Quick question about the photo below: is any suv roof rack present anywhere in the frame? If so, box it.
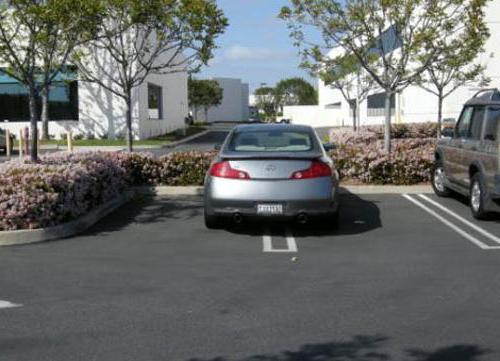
[472,88,500,101]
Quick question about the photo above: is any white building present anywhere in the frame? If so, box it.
[0,52,188,140]
[194,77,249,122]
[284,0,500,128]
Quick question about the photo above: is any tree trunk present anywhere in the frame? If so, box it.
[356,72,361,131]
[28,86,39,162]
[193,106,198,122]
[41,83,50,140]
[437,91,443,139]
[125,89,133,152]
[204,107,209,123]
[352,101,357,131]
[356,102,361,131]
[384,91,392,153]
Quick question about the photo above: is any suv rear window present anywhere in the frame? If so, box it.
[457,106,473,138]
[228,130,313,152]
[469,107,485,140]
[484,107,500,141]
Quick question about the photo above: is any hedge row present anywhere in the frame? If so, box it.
[0,151,215,231]
[329,123,436,184]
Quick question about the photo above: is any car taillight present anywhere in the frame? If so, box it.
[290,160,332,179]
[210,161,250,180]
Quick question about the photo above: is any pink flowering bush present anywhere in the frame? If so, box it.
[0,151,217,230]
[0,153,128,230]
[329,124,436,184]
[330,122,438,145]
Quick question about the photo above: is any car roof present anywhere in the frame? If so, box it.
[464,88,500,107]
[232,123,314,133]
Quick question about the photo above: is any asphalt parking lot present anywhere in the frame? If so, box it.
[1,191,500,361]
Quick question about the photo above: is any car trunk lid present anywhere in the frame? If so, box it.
[227,159,314,180]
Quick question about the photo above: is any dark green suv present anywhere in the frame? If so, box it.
[433,89,500,219]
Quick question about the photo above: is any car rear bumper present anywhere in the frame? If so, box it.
[204,176,339,218]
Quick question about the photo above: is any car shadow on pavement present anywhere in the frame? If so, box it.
[84,191,380,238]
[187,335,489,361]
[224,191,382,238]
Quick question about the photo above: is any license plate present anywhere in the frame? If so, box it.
[257,204,283,215]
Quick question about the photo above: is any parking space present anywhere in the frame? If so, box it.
[403,193,500,250]
[1,192,500,360]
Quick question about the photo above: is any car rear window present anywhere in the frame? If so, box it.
[228,130,314,152]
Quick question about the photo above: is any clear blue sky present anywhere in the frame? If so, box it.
[199,0,314,93]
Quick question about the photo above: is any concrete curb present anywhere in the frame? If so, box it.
[163,129,210,148]
[0,191,134,247]
[134,186,204,196]
[140,184,433,196]
[340,184,433,194]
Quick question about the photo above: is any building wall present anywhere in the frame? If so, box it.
[241,83,250,120]
[301,0,500,128]
[283,106,346,128]
[195,77,249,122]
[137,70,188,139]
[0,66,187,141]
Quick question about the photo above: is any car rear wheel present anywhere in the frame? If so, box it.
[330,211,339,229]
[432,161,451,197]
[470,173,489,219]
[204,210,221,229]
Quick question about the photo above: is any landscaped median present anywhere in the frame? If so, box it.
[0,125,437,245]
[330,123,436,185]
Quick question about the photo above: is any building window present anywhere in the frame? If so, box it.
[0,70,78,122]
[148,83,163,119]
[367,92,395,117]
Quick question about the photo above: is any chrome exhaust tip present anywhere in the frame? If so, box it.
[233,213,243,224]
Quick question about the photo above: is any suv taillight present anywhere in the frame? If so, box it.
[210,161,250,180]
[290,160,332,179]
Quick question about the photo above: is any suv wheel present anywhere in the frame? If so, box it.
[470,173,489,219]
[431,161,451,197]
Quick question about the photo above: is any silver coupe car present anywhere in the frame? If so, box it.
[204,124,339,228]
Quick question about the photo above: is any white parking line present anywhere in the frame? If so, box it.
[418,194,500,245]
[402,194,495,250]
[262,229,298,253]
[0,300,22,309]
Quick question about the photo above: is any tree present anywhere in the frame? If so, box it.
[254,86,277,120]
[280,0,486,152]
[188,78,223,122]
[317,54,376,131]
[274,77,317,112]
[417,0,490,138]
[0,0,101,161]
[73,0,228,152]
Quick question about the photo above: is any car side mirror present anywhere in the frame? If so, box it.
[441,128,454,138]
[323,142,336,151]
[214,143,221,151]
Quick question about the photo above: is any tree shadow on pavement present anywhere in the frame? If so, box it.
[406,345,489,361]
[187,335,489,361]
